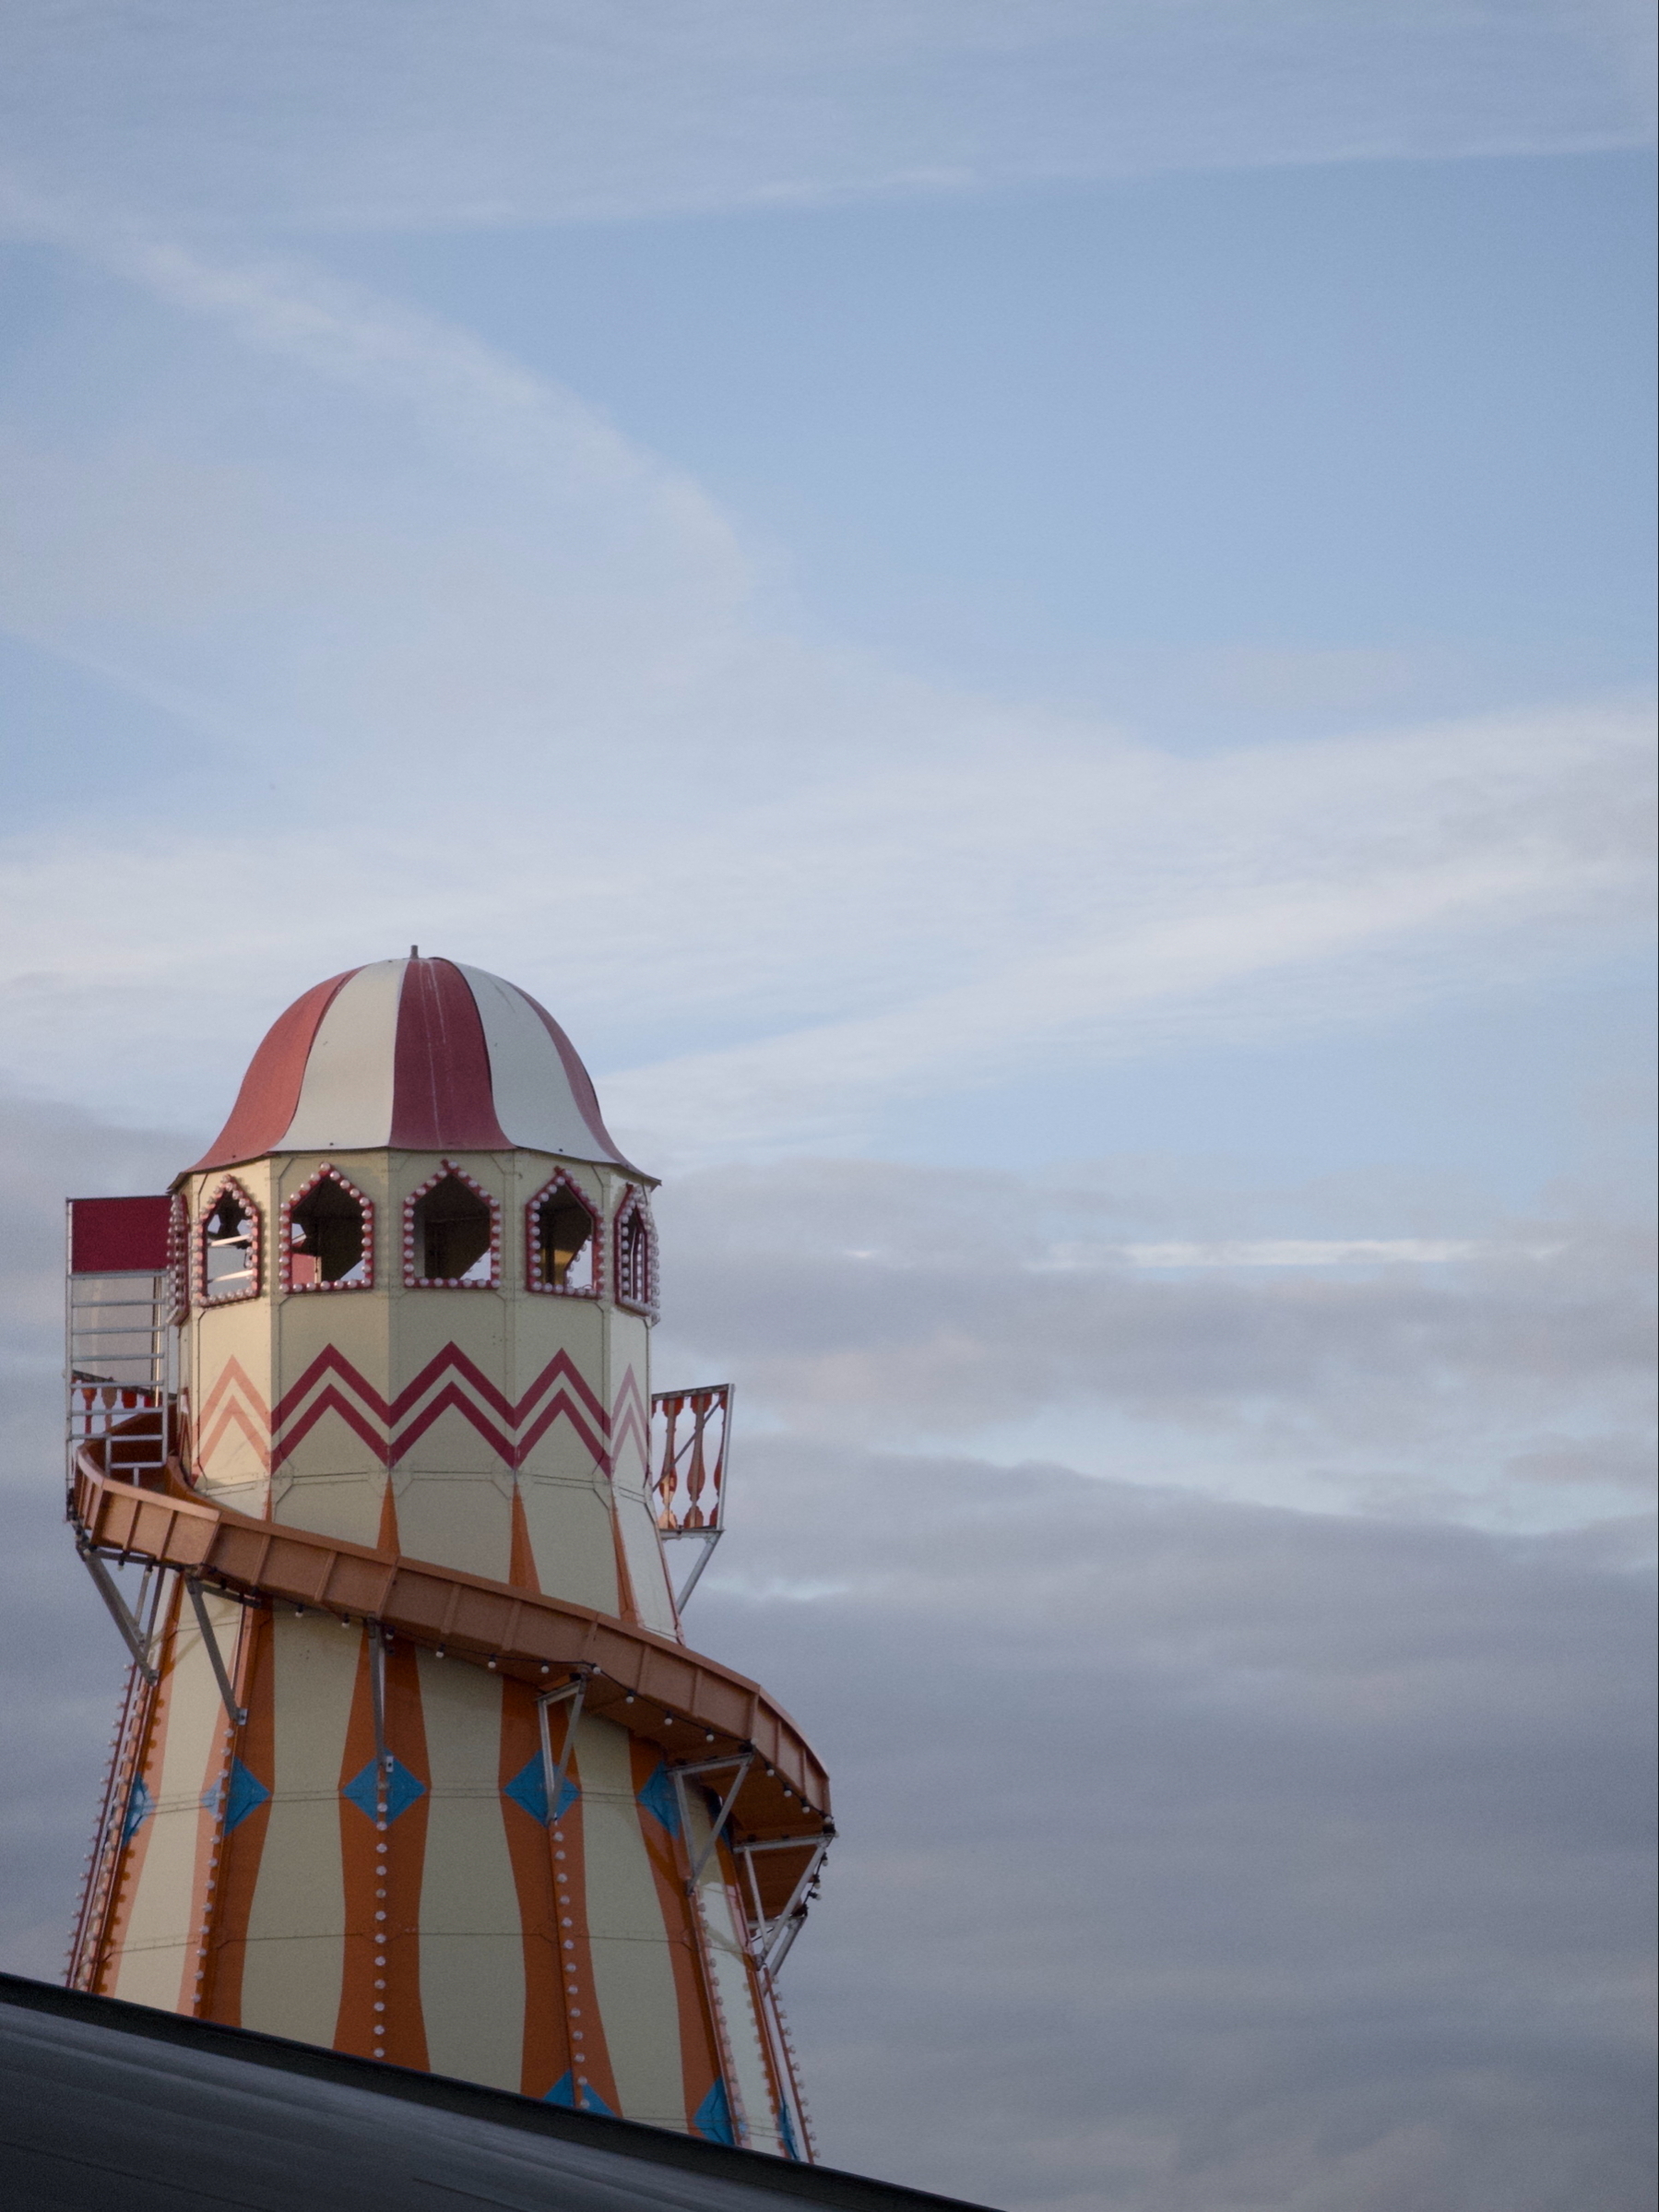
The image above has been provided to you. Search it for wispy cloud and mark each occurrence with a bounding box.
[1119,1238,1493,1267]
[1,1,1652,243]
[0,221,1649,1151]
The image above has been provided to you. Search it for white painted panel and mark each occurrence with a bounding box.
[519,1476,620,1615]
[416,1653,525,2092]
[576,1717,686,2130]
[615,1488,681,1637]
[457,965,601,1160]
[686,1796,783,2154]
[112,1606,232,2011]
[241,1614,359,2044]
[280,960,405,1151]
[395,1463,513,1583]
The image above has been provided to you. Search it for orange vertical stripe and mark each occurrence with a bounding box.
[498,1678,572,2099]
[334,1627,431,2069]
[204,1606,275,2027]
[630,1736,727,2132]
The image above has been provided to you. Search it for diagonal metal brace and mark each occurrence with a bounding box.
[733,1834,832,1973]
[186,1578,247,1729]
[537,1673,587,1831]
[78,1543,160,1683]
[674,1752,754,1889]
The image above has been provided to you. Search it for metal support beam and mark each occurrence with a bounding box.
[370,1623,391,1809]
[662,1528,723,1611]
[732,1834,831,1973]
[536,1674,587,1831]
[186,1579,247,1729]
[672,1752,754,1889]
[78,1544,160,1683]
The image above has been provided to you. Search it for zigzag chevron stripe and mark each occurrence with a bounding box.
[196,1359,273,1471]
[610,1367,650,1469]
[262,1344,612,1472]
[199,1357,272,1430]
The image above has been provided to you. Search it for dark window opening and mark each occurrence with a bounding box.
[615,1198,653,1311]
[290,1176,368,1288]
[414,1174,493,1284]
[203,1191,256,1299]
[535,1190,597,1293]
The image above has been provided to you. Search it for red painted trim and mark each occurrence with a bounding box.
[69,1195,172,1275]
[190,969,361,1172]
[391,959,510,1150]
[514,986,644,1174]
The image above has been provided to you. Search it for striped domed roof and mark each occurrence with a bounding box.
[191,957,642,1175]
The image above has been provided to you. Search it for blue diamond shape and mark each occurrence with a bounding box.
[342,1755,426,1825]
[693,2077,734,2146]
[636,1761,680,1837]
[221,1758,270,1834]
[778,2099,800,2161]
[545,2071,616,2116]
[503,1754,579,1827]
[121,1778,154,1842]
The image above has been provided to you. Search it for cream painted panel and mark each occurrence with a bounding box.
[456,967,601,1160]
[575,1718,686,2129]
[614,1489,680,1636]
[280,961,404,1151]
[111,1607,232,2011]
[518,1478,619,1613]
[268,1469,385,1549]
[275,1278,393,1483]
[195,1293,273,1507]
[394,1278,507,1398]
[415,1653,525,2091]
[240,1613,359,2045]
[395,1466,512,1582]
[686,1797,782,2154]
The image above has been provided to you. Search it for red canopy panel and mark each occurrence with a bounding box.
[69,1196,172,1276]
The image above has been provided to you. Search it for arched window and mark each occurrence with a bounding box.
[527,1172,599,1296]
[199,1181,261,1303]
[613,1188,656,1316]
[283,1166,372,1292]
[405,1161,498,1288]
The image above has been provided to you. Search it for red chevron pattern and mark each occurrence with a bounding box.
[610,1366,650,1475]
[207,1345,615,1472]
[196,1359,272,1472]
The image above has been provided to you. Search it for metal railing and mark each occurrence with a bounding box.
[650,1385,732,1610]
[66,1268,176,1492]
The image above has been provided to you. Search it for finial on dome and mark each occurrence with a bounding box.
[410,944,420,957]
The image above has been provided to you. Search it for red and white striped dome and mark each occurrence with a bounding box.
[192,957,642,1174]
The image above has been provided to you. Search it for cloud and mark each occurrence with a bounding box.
[648,1157,1656,1528]
[0,215,1646,1152]
[1116,1239,1491,1267]
[692,1440,1656,2210]
[0,1088,1650,2208]
[1,2,1653,243]
[0,1093,194,1984]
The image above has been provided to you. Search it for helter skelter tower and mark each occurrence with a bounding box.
[63,954,827,2156]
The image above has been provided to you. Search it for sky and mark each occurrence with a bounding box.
[0,6,1654,2209]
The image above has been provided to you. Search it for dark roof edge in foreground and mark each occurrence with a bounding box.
[0,1976,994,2212]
